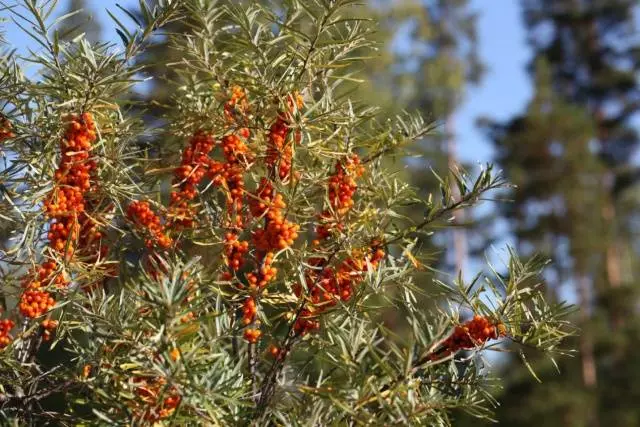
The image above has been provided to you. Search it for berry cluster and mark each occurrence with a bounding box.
[44,114,101,257]
[224,232,250,271]
[294,154,382,335]
[238,95,304,343]
[30,261,69,289]
[430,315,507,360]
[169,131,215,228]
[45,113,97,225]
[127,201,173,250]
[266,116,292,181]
[41,319,58,342]
[266,93,303,181]
[213,91,303,344]
[243,327,262,344]
[224,85,249,123]
[218,88,258,336]
[131,376,181,422]
[166,87,252,232]
[0,116,15,141]
[246,251,277,290]
[20,114,100,323]
[208,132,253,229]
[0,318,15,348]
[252,200,299,252]
[242,297,257,326]
[131,88,256,339]
[249,178,284,218]
[294,246,385,335]
[328,155,365,216]
[242,178,299,342]
[208,85,254,231]
[127,89,309,345]
[20,262,66,317]
[19,289,56,319]
[316,155,364,242]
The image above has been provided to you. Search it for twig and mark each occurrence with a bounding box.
[248,342,258,403]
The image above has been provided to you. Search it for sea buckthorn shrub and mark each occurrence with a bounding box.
[0,1,574,425]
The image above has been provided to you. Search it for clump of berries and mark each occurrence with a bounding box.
[242,177,300,342]
[293,154,382,335]
[430,315,507,360]
[224,232,250,271]
[212,90,304,344]
[19,290,56,319]
[0,116,15,141]
[169,131,215,228]
[0,318,15,348]
[224,85,250,122]
[243,327,262,344]
[241,297,258,326]
[131,376,181,422]
[164,87,253,231]
[245,251,277,290]
[41,319,58,342]
[127,201,173,250]
[209,133,252,228]
[228,93,305,344]
[44,113,99,254]
[328,155,365,216]
[207,85,254,230]
[316,155,364,242]
[20,114,100,323]
[294,245,385,335]
[252,196,299,253]
[266,93,303,181]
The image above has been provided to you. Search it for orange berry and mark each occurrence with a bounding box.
[169,348,180,361]
[243,328,262,343]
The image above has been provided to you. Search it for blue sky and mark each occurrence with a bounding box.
[455,0,531,163]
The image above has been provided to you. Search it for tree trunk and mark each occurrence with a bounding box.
[602,173,624,331]
[576,274,598,427]
[446,115,467,275]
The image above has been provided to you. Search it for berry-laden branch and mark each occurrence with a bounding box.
[255,152,386,415]
[253,159,503,416]
[15,113,110,352]
[0,116,16,349]
[123,85,258,420]
[354,315,508,410]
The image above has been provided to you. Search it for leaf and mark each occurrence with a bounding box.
[519,350,542,383]
[115,28,130,48]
